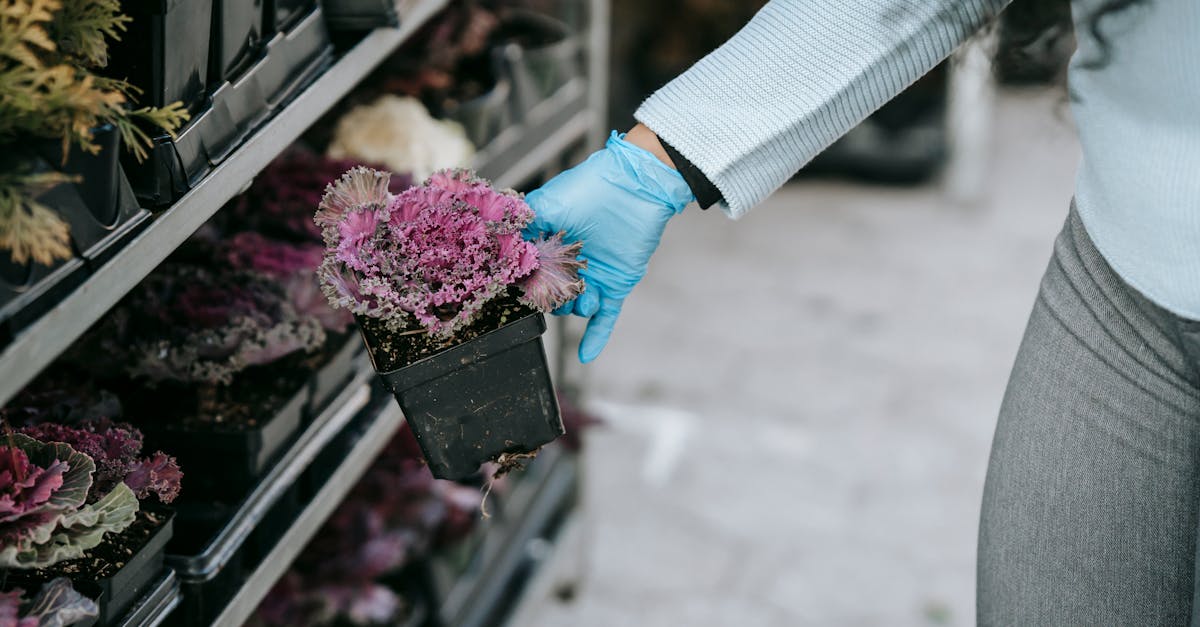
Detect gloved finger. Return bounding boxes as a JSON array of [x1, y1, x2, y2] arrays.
[[572, 286, 600, 317], [552, 301, 574, 316], [579, 297, 622, 363]]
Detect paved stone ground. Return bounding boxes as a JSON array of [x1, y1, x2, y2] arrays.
[[526, 88, 1080, 626]]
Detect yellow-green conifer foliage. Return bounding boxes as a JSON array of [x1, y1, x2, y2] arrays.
[[0, 0, 189, 265]]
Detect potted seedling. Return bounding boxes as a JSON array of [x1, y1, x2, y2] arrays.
[[69, 264, 325, 498], [316, 167, 585, 480], [9, 419, 181, 625]]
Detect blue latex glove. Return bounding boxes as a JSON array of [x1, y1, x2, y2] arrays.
[[525, 131, 695, 363]]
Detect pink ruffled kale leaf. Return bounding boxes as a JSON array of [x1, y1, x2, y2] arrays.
[[517, 232, 586, 312], [18, 420, 184, 505], [317, 167, 550, 338]]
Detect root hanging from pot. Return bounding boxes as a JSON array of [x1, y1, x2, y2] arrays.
[[478, 449, 542, 519]]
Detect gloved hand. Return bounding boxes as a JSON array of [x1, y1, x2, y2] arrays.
[[525, 131, 695, 363]]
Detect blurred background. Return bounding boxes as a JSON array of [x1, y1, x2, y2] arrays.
[[524, 2, 1081, 626]]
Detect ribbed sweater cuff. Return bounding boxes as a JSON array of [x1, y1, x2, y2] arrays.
[[636, 0, 1008, 218]]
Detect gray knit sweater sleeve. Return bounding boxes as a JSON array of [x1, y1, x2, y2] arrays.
[[634, 0, 1009, 217]]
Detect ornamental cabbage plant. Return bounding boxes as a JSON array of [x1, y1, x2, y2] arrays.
[[0, 434, 137, 569], [316, 167, 585, 339], [18, 420, 182, 505], [221, 231, 353, 333], [84, 265, 326, 386]]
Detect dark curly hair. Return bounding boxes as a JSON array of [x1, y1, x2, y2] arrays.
[[1004, 0, 1148, 70]]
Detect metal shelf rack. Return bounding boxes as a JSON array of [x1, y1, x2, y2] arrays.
[[0, 0, 608, 621], [0, 0, 450, 407]]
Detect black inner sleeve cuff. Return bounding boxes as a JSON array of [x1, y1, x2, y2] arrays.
[[659, 140, 724, 210]]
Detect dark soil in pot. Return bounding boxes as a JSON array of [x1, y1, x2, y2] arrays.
[[121, 360, 309, 431], [8, 509, 174, 625], [357, 294, 535, 372], [357, 293, 564, 481], [120, 364, 309, 499]]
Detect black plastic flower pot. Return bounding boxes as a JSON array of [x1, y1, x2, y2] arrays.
[[114, 568, 180, 626], [165, 499, 246, 627], [320, 0, 399, 31], [34, 127, 153, 268], [358, 312, 565, 481], [138, 381, 307, 501], [0, 158, 96, 346], [307, 332, 365, 420], [123, 6, 332, 208], [7, 511, 174, 626], [267, 0, 316, 33], [209, 0, 266, 85], [105, 0, 213, 114]]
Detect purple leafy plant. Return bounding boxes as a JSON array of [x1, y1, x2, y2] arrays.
[[221, 231, 353, 333], [229, 147, 413, 244], [0, 434, 138, 569], [0, 578, 98, 627], [316, 167, 585, 339], [17, 421, 182, 505], [84, 265, 326, 386]]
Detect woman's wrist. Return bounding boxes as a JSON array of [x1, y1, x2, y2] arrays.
[[625, 123, 677, 170]]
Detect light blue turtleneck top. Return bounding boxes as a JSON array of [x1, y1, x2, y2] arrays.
[[635, 0, 1200, 319]]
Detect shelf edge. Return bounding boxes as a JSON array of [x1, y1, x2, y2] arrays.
[[211, 401, 406, 627]]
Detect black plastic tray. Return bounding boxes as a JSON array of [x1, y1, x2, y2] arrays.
[[114, 568, 181, 627], [106, 0, 213, 113], [321, 0, 400, 31], [308, 333, 366, 419], [0, 254, 88, 348], [1, 127, 151, 346], [126, 7, 333, 207], [163, 377, 371, 626]]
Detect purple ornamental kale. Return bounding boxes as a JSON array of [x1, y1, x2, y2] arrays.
[[0, 588, 36, 627], [230, 147, 413, 244], [0, 434, 138, 570], [18, 421, 182, 504], [0, 377, 120, 429], [100, 265, 325, 386], [257, 571, 404, 627], [315, 167, 585, 338], [222, 232, 353, 333], [0, 445, 69, 540]]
